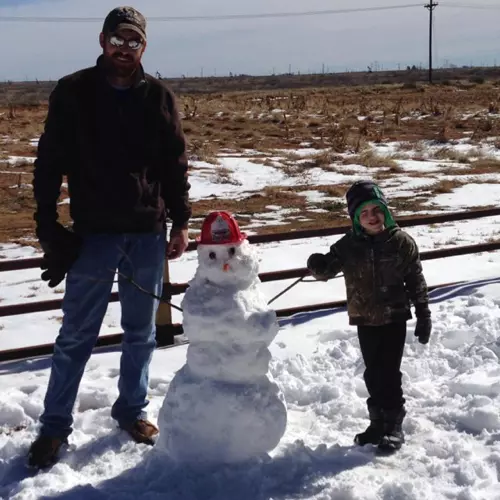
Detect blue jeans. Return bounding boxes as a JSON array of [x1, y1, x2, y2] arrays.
[[39, 232, 166, 439]]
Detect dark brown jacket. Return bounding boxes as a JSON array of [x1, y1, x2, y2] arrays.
[[309, 227, 430, 326], [33, 56, 191, 234]]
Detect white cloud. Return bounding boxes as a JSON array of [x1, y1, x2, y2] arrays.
[[0, 0, 498, 81]]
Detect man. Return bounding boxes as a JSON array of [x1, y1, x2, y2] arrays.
[[28, 6, 191, 469]]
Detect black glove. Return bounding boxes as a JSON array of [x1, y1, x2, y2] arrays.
[[37, 222, 82, 288], [414, 317, 432, 345], [307, 253, 329, 281]]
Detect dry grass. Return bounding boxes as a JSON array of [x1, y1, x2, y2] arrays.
[[305, 150, 343, 168], [437, 157, 500, 176], [2, 79, 500, 242], [432, 147, 472, 164], [210, 166, 240, 185], [470, 158, 500, 174], [280, 162, 313, 180], [316, 185, 350, 198], [316, 200, 345, 213], [432, 179, 464, 194], [346, 149, 401, 171], [4, 82, 500, 157], [193, 187, 307, 219], [189, 140, 220, 165]]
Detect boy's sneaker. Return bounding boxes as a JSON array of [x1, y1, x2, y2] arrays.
[[119, 419, 159, 445], [27, 435, 67, 469]]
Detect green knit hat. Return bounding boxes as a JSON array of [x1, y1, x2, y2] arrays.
[[353, 199, 395, 235]]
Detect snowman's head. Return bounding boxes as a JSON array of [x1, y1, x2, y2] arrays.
[[194, 210, 258, 288], [195, 240, 259, 288]]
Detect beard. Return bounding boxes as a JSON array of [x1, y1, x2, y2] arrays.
[[103, 52, 140, 78]]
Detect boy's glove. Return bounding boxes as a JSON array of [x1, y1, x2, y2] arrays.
[[36, 222, 82, 288], [414, 304, 432, 344], [415, 318, 432, 344], [307, 253, 329, 281]]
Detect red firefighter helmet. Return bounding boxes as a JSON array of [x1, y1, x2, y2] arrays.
[[197, 211, 247, 245]]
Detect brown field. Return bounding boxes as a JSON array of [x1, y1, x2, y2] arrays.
[[2, 71, 500, 247]]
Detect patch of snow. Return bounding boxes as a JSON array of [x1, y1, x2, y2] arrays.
[[397, 160, 460, 173], [2, 275, 500, 498], [6, 156, 35, 166], [430, 184, 500, 209]]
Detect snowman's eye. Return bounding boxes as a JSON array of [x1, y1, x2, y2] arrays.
[[209, 251, 216, 260], [228, 247, 236, 257]]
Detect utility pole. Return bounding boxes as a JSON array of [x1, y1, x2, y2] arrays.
[[425, 1, 438, 84]]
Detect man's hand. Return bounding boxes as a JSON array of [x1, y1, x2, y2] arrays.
[[40, 256, 68, 288], [167, 227, 188, 260], [37, 222, 82, 288]]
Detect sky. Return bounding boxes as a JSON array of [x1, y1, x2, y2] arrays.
[[0, 0, 498, 82]]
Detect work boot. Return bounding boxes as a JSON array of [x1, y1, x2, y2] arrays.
[[27, 435, 67, 469], [378, 407, 406, 452], [119, 419, 159, 446], [354, 404, 384, 446]]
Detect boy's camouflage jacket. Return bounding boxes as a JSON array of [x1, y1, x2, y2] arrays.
[[307, 226, 430, 326]]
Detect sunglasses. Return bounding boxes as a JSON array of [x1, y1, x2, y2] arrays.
[[109, 35, 143, 51]]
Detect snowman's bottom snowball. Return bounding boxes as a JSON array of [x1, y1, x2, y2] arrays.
[[155, 367, 287, 463]]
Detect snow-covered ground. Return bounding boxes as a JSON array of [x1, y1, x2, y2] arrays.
[[1, 145, 500, 498], [1, 237, 500, 498]]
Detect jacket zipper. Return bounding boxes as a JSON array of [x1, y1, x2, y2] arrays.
[[371, 245, 376, 291]]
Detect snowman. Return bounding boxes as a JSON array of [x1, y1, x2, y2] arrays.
[[155, 211, 287, 464]]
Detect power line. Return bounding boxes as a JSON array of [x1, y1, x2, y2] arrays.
[[440, 2, 500, 10], [0, 4, 424, 23]]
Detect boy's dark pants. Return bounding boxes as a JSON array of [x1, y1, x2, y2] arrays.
[[357, 322, 406, 412]]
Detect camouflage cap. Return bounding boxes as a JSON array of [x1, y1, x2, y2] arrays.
[[102, 6, 147, 40]]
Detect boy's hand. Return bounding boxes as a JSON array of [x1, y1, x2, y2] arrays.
[[414, 317, 432, 344], [307, 253, 329, 281]]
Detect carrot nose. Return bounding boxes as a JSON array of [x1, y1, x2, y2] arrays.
[[223, 263, 230, 272]]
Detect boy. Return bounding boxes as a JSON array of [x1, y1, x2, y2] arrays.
[[307, 180, 432, 452]]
